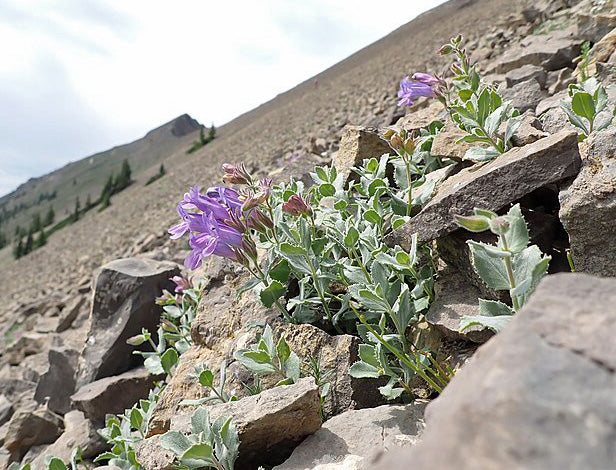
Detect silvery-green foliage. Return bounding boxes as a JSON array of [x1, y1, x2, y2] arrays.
[[127, 278, 202, 377], [180, 362, 238, 406], [43, 448, 83, 470], [439, 35, 520, 161], [160, 408, 239, 470], [7, 464, 30, 470], [454, 204, 551, 332], [94, 384, 164, 469], [560, 77, 614, 141], [234, 325, 300, 387]]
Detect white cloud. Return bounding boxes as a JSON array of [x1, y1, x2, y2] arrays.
[[0, 0, 447, 196]]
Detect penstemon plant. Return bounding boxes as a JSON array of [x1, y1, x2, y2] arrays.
[[180, 361, 238, 406], [397, 35, 520, 162], [160, 408, 239, 470], [169, 143, 454, 399], [454, 204, 551, 332], [94, 384, 164, 469], [43, 449, 83, 470], [560, 76, 615, 141], [127, 275, 201, 377]]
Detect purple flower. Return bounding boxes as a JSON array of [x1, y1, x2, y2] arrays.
[[411, 73, 440, 86], [222, 163, 251, 185], [170, 275, 189, 294], [184, 213, 243, 269], [397, 76, 436, 107]]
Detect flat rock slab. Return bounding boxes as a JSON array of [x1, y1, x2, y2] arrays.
[[389, 131, 581, 248], [71, 367, 158, 425], [373, 273, 616, 470], [139, 378, 321, 470], [273, 402, 427, 470], [77, 257, 179, 386], [333, 125, 391, 184]]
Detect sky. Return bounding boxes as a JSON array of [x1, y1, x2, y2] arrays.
[[0, 0, 447, 197]]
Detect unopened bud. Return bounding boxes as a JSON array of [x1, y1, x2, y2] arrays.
[[439, 44, 454, 55]]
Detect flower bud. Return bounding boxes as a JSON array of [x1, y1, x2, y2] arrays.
[[489, 216, 510, 234], [439, 44, 454, 55], [454, 214, 490, 233], [222, 163, 251, 185], [282, 194, 312, 217]]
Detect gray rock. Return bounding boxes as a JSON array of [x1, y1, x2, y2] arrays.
[[3, 406, 63, 462], [559, 129, 616, 276], [56, 295, 86, 333], [373, 273, 616, 470], [540, 106, 578, 134], [332, 126, 391, 185], [389, 131, 581, 247], [274, 402, 427, 470], [77, 257, 179, 386], [71, 367, 158, 425], [501, 78, 547, 114], [2, 332, 52, 365], [510, 111, 548, 147], [0, 395, 13, 427], [430, 120, 472, 161], [505, 64, 547, 89], [425, 265, 492, 343], [535, 89, 568, 116], [489, 28, 581, 74], [546, 67, 575, 95], [169, 378, 321, 470], [34, 348, 79, 414], [577, 12, 616, 43], [30, 410, 105, 468]]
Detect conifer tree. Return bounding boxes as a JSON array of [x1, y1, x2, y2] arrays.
[[31, 212, 42, 233], [74, 197, 81, 222], [36, 227, 47, 248], [199, 126, 206, 145], [13, 238, 23, 259], [44, 206, 55, 226], [24, 230, 33, 254], [208, 123, 216, 142], [0, 231, 6, 249]]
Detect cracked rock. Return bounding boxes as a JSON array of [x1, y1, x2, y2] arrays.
[[373, 273, 616, 470]]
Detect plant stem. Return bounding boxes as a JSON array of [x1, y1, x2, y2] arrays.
[[499, 232, 520, 312], [402, 152, 413, 216], [306, 257, 341, 333], [350, 306, 443, 393], [245, 264, 294, 323]]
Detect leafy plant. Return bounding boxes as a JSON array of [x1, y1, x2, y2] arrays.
[[94, 384, 164, 469], [43, 448, 83, 470], [575, 40, 592, 82], [127, 275, 202, 376], [234, 325, 300, 387], [438, 35, 520, 161], [454, 204, 551, 332], [180, 361, 238, 406], [302, 353, 332, 420], [560, 77, 614, 141], [160, 408, 239, 470]]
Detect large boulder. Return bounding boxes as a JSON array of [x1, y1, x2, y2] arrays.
[[274, 402, 427, 470], [373, 273, 616, 469], [76, 257, 179, 386], [3, 405, 63, 462], [34, 348, 79, 414], [389, 131, 581, 247], [559, 129, 616, 276]]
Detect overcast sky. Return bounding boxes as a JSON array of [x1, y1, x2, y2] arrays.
[[0, 0, 447, 197]]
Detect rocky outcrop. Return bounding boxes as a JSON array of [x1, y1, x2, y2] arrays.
[[76, 257, 179, 386], [373, 273, 616, 470]]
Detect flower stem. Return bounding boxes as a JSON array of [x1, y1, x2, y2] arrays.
[[499, 233, 520, 312]]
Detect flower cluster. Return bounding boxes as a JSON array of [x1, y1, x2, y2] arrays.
[[168, 186, 244, 269], [397, 73, 441, 107]]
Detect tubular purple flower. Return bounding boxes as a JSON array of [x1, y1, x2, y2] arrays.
[[222, 163, 251, 185], [170, 275, 189, 294], [411, 73, 440, 86], [397, 76, 436, 107]]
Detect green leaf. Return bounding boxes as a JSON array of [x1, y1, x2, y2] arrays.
[[46, 458, 67, 470], [463, 146, 500, 162], [269, 259, 291, 283], [458, 89, 473, 102], [260, 280, 286, 308], [363, 209, 381, 225], [504, 204, 529, 253], [454, 214, 490, 232], [457, 134, 491, 144], [319, 183, 336, 197], [478, 298, 514, 317], [144, 355, 165, 375], [571, 91, 596, 120], [561, 100, 590, 135], [378, 377, 405, 400], [485, 104, 508, 136], [460, 314, 511, 332], [333, 199, 348, 210], [285, 352, 301, 383], [161, 348, 179, 375], [349, 360, 381, 378], [504, 117, 521, 146], [234, 350, 277, 375], [344, 226, 359, 247], [190, 407, 210, 435], [129, 407, 143, 430], [199, 369, 214, 388], [467, 240, 510, 290], [314, 166, 328, 182], [477, 87, 491, 123], [160, 430, 192, 456], [391, 284, 414, 335], [181, 443, 215, 468], [595, 85, 608, 113], [276, 337, 291, 363], [279, 243, 307, 256], [358, 344, 380, 368]]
